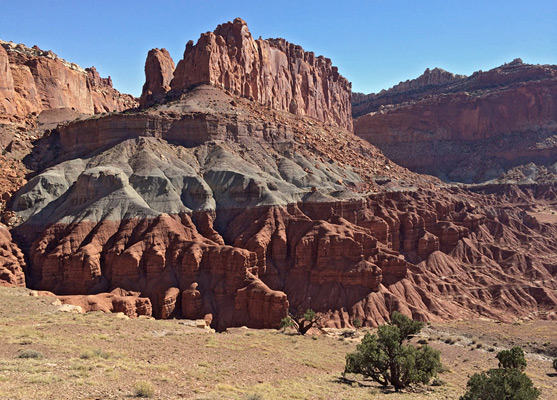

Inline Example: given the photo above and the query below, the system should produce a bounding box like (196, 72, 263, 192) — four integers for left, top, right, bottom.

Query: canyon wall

(165, 18, 353, 131)
(354, 60, 557, 182)
(0, 39, 137, 117)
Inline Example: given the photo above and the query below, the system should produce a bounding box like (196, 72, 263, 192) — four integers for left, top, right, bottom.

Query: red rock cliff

(354, 60, 557, 182)
(0, 40, 137, 117)
(170, 18, 353, 131)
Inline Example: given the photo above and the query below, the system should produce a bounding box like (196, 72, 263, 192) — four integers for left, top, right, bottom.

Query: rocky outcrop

(0, 224, 25, 287)
(139, 48, 175, 107)
(170, 18, 353, 131)
(58, 291, 153, 318)
(0, 39, 137, 118)
(0, 45, 16, 115)
(11, 82, 557, 329)
(354, 61, 557, 182)
(352, 67, 466, 117)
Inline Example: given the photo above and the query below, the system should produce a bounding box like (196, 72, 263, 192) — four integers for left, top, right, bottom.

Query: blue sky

(1, 1, 555, 97)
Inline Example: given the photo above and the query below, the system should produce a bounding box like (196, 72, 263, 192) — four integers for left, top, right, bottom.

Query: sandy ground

(0, 286, 555, 399)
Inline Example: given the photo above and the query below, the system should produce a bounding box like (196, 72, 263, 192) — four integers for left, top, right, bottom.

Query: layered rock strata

(354, 60, 557, 182)
(0, 39, 136, 117)
(11, 83, 557, 329)
(167, 18, 353, 131)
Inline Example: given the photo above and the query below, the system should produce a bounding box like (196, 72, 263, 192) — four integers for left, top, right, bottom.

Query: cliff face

(352, 67, 466, 117)
(169, 18, 353, 131)
(0, 40, 137, 117)
(0, 224, 25, 287)
(354, 60, 557, 182)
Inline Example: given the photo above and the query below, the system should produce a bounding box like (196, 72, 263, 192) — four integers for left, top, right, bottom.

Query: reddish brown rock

(58, 292, 152, 318)
(0, 45, 16, 114)
(139, 48, 175, 107)
(0, 40, 137, 118)
(354, 61, 557, 182)
(352, 67, 465, 116)
(0, 224, 25, 287)
(170, 18, 353, 131)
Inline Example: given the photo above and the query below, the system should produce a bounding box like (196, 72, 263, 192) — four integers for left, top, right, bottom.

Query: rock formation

(353, 60, 557, 182)
(2, 21, 556, 332)
(0, 39, 137, 117)
(0, 224, 25, 287)
(139, 48, 175, 107)
(169, 18, 353, 131)
(352, 67, 466, 116)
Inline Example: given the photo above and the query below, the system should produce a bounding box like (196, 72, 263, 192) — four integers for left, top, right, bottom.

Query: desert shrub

(460, 368, 540, 400)
(80, 348, 110, 360)
(497, 346, 527, 371)
(17, 349, 43, 359)
(344, 312, 441, 391)
(133, 380, 154, 398)
(281, 308, 320, 335)
(245, 394, 263, 400)
(353, 318, 362, 328)
(553, 358, 557, 372)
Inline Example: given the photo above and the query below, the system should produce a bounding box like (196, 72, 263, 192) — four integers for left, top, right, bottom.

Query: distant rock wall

(352, 67, 466, 117)
(354, 61, 557, 182)
(168, 18, 353, 131)
(0, 40, 137, 117)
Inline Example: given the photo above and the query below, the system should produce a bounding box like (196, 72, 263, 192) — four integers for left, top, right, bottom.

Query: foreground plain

(0, 287, 555, 399)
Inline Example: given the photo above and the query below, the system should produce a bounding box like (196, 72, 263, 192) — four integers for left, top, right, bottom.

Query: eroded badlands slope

(1, 20, 556, 332)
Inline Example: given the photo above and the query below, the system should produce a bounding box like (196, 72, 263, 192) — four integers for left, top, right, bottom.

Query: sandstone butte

(353, 58, 557, 183)
(0, 20, 556, 332)
(141, 18, 353, 132)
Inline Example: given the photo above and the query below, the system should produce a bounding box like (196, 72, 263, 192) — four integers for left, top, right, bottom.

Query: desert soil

(0, 286, 555, 399)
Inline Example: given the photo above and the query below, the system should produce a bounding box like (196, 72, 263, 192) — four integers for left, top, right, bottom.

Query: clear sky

(1, 1, 556, 97)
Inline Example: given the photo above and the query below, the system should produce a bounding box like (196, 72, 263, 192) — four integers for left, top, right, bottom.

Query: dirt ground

(0, 286, 555, 399)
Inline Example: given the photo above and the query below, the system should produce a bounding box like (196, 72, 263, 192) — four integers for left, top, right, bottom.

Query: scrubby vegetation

(460, 346, 540, 400)
(344, 312, 441, 391)
(280, 308, 320, 335)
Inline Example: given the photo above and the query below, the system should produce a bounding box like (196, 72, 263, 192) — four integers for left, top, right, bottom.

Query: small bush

(80, 348, 110, 360)
(17, 350, 43, 359)
(553, 358, 557, 372)
(497, 347, 526, 371)
(245, 394, 263, 400)
(460, 368, 540, 400)
(133, 380, 154, 398)
(353, 318, 362, 328)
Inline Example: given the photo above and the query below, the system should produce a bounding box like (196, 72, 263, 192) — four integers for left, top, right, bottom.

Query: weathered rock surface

(58, 291, 153, 318)
(354, 60, 557, 182)
(11, 82, 557, 329)
(352, 67, 466, 116)
(3, 23, 556, 332)
(170, 18, 353, 131)
(0, 39, 137, 117)
(0, 224, 25, 287)
(139, 48, 175, 108)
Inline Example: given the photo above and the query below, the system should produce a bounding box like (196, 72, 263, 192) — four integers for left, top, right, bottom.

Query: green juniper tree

(344, 312, 441, 391)
(460, 346, 540, 400)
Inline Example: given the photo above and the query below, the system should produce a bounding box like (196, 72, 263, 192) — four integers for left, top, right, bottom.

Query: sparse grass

(0, 287, 556, 399)
(133, 380, 154, 398)
(80, 348, 111, 360)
